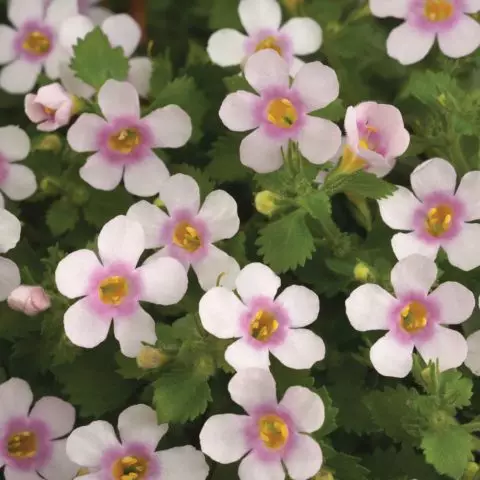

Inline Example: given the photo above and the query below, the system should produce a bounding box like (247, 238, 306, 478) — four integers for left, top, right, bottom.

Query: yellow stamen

(7, 431, 37, 459)
(249, 310, 279, 342)
(108, 128, 141, 154)
(98, 276, 129, 305)
(424, 0, 454, 21)
(425, 204, 453, 237)
(22, 31, 51, 55)
(258, 414, 289, 449)
(172, 222, 202, 252)
(112, 455, 148, 480)
(255, 36, 282, 55)
(400, 301, 428, 333)
(266, 98, 298, 129)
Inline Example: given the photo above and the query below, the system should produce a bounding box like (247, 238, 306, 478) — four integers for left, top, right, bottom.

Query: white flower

(378, 157, 480, 271)
(7, 285, 51, 316)
(0, 0, 78, 93)
(200, 368, 324, 480)
(67, 80, 191, 197)
(0, 378, 78, 480)
(55, 215, 188, 357)
(346, 254, 473, 378)
(199, 262, 325, 370)
(127, 174, 240, 291)
(0, 206, 21, 301)
(66, 404, 209, 480)
(208, 0, 322, 75)
(44, 0, 112, 24)
(59, 14, 152, 98)
(466, 329, 480, 375)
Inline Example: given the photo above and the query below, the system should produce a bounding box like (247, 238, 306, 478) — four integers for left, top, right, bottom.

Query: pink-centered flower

(219, 50, 341, 173)
(55, 215, 188, 357)
(207, 0, 322, 75)
(0, 0, 78, 93)
(25, 83, 73, 132)
(199, 263, 325, 371)
(0, 126, 37, 205)
(127, 174, 241, 291)
(346, 254, 473, 377)
(7, 285, 51, 316)
(378, 157, 480, 271)
(67, 80, 191, 197)
(200, 368, 324, 480)
(370, 0, 480, 64)
(0, 378, 77, 480)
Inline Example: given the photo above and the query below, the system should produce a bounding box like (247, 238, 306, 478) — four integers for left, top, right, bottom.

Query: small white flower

(208, 0, 322, 75)
(199, 262, 325, 370)
(0, 206, 21, 302)
(200, 368, 324, 480)
(55, 215, 188, 357)
(0, 0, 78, 93)
(127, 174, 240, 291)
(346, 254, 473, 378)
(66, 404, 209, 480)
(466, 329, 480, 375)
(44, 0, 112, 24)
(67, 80, 191, 197)
(0, 378, 78, 480)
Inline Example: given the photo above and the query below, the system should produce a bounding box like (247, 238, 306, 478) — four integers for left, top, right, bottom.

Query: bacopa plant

(0, 0, 479, 479)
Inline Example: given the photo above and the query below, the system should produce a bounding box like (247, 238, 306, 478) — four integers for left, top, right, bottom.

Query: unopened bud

(71, 185, 90, 206)
(71, 95, 85, 115)
(153, 198, 165, 208)
(8, 286, 51, 316)
(282, 0, 303, 12)
(437, 93, 447, 106)
(420, 366, 432, 384)
(464, 462, 480, 479)
(136, 346, 169, 369)
(36, 134, 62, 153)
(354, 262, 373, 283)
(40, 177, 60, 195)
(255, 191, 280, 217)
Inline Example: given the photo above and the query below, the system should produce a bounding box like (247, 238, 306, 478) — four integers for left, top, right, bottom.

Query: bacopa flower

(378, 157, 480, 271)
(207, 0, 322, 75)
(7, 285, 51, 316)
(219, 49, 341, 173)
(200, 368, 324, 480)
(0, 378, 77, 480)
(45, 0, 112, 24)
(199, 262, 325, 370)
(55, 215, 188, 357)
(127, 174, 240, 291)
(345, 254, 473, 377)
(59, 14, 151, 99)
(66, 404, 209, 480)
(67, 80, 191, 197)
(465, 329, 480, 375)
(338, 101, 410, 177)
(0, 0, 78, 93)
(370, 0, 480, 64)
(25, 82, 73, 132)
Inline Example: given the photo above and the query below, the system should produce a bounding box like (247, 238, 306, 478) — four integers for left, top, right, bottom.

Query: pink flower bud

(7, 286, 51, 316)
(25, 83, 73, 132)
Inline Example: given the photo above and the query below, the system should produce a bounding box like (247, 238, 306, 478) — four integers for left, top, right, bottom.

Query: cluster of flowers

(0, 0, 479, 479)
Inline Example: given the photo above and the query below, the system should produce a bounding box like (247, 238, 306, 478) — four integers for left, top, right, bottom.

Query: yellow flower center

(400, 301, 428, 333)
(43, 106, 56, 116)
(425, 204, 453, 237)
(338, 145, 367, 173)
(172, 222, 202, 252)
(112, 456, 148, 480)
(266, 98, 298, 129)
(358, 125, 378, 151)
(22, 31, 51, 55)
(249, 309, 279, 342)
(98, 276, 129, 305)
(258, 414, 289, 450)
(424, 0, 454, 21)
(108, 128, 142, 154)
(7, 431, 37, 459)
(255, 36, 282, 55)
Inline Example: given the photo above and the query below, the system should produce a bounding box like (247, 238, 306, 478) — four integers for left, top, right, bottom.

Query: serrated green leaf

(46, 198, 79, 235)
(438, 370, 473, 413)
(298, 190, 332, 220)
(70, 27, 129, 89)
(324, 448, 370, 480)
(149, 55, 173, 96)
(315, 386, 339, 437)
(206, 134, 249, 182)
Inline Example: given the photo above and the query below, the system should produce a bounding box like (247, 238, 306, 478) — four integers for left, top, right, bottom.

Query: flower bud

(255, 191, 280, 217)
(7, 286, 51, 316)
(464, 462, 479, 480)
(353, 262, 373, 283)
(153, 198, 165, 208)
(282, 0, 304, 12)
(36, 134, 62, 153)
(136, 346, 169, 369)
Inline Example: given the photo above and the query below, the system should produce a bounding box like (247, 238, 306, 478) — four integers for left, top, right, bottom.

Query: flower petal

(118, 404, 167, 450)
(45, 0, 78, 27)
(4, 468, 41, 480)
(465, 330, 480, 375)
(345, 284, 393, 331)
(199, 287, 246, 338)
(30, 397, 75, 439)
(0, 257, 19, 301)
(429, 281, 474, 325)
(199, 414, 250, 463)
(102, 13, 141, 57)
(193, 246, 240, 291)
(236, 262, 280, 303)
(454, 171, 480, 221)
(66, 420, 120, 467)
(0, 59, 41, 94)
(239, 452, 284, 480)
(464, 0, 480, 12)
(38, 439, 78, 480)
(386, 22, 435, 65)
(79, 152, 124, 191)
(113, 307, 156, 357)
(98, 215, 144, 267)
(280, 386, 324, 433)
(298, 116, 342, 165)
(128, 57, 152, 98)
(59, 15, 93, 55)
(417, 326, 467, 371)
(238, 0, 282, 35)
(126, 200, 168, 248)
(369, 0, 408, 17)
(280, 17, 322, 55)
(0, 209, 21, 253)
(160, 173, 200, 215)
(123, 153, 170, 197)
(1, 164, 37, 201)
(67, 114, 106, 152)
(0, 378, 33, 425)
(391, 231, 440, 261)
(155, 446, 209, 480)
(411, 157, 457, 200)
(370, 332, 414, 378)
(228, 368, 277, 413)
(225, 338, 270, 370)
(275, 285, 319, 328)
(438, 14, 480, 58)
(137, 257, 188, 305)
(142, 105, 192, 148)
(284, 435, 323, 480)
(60, 63, 95, 99)
(98, 79, 140, 120)
(64, 298, 111, 348)
(0, 26, 16, 65)
(391, 254, 437, 297)
(8, 0, 44, 27)
(219, 91, 260, 132)
(207, 29, 248, 67)
(443, 223, 480, 271)
(378, 186, 419, 230)
(244, 49, 289, 93)
(44, 46, 69, 80)
(0, 125, 30, 161)
(239, 129, 284, 173)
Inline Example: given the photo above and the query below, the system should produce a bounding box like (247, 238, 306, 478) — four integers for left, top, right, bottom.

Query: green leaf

(46, 198, 79, 236)
(208, 0, 242, 29)
(315, 386, 339, 437)
(323, 445, 370, 480)
(206, 134, 250, 182)
(149, 54, 173, 96)
(82, 188, 134, 228)
(311, 98, 345, 122)
(70, 27, 129, 89)
(270, 357, 314, 397)
(256, 209, 315, 273)
(223, 74, 253, 93)
(298, 190, 332, 220)
(115, 352, 148, 380)
(438, 370, 473, 413)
